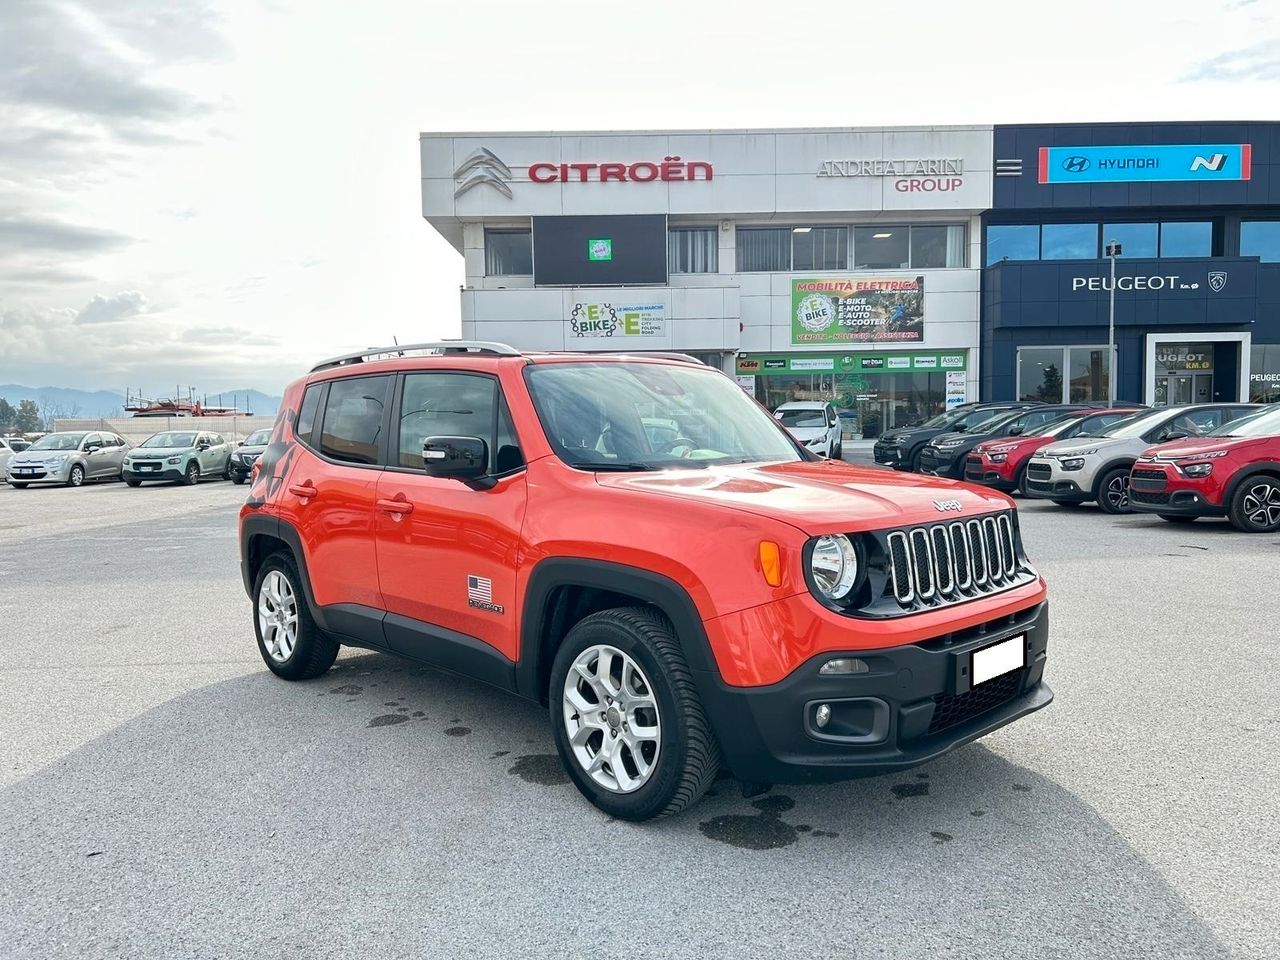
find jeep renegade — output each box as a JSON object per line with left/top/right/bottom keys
{"left": 239, "top": 342, "right": 1052, "bottom": 820}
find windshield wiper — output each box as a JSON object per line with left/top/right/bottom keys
{"left": 566, "top": 461, "right": 653, "bottom": 471}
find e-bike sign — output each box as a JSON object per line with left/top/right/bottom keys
{"left": 1038, "top": 144, "right": 1252, "bottom": 184}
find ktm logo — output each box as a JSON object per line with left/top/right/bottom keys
{"left": 1190, "top": 154, "right": 1228, "bottom": 172}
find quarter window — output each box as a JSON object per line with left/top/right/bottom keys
{"left": 319, "top": 376, "right": 392, "bottom": 465}
{"left": 296, "top": 384, "right": 322, "bottom": 443}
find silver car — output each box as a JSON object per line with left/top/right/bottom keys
{"left": 1024, "top": 403, "right": 1260, "bottom": 514}
{"left": 4, "top": 431, "right": 130, "bottom": 488}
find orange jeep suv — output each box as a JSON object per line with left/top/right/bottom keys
{"left": 239, "top": 343, "right": 1051, "bottom": 820}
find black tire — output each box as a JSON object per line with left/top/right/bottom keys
{"left": 549, "top": 606, "right": 721, "bottom": 821}
{"left": 1050, "top": 499, "right": 1081, "bottom": 507}
{"left": 908, "top": 446, "right": 924, "bottom": 473}
{"left": 183, "top": 461, "right": 200, "bottom": 486}
{"left": 832, "top": 440, "right": 842, "bottom": 460}
{"left": 222, "top": 459, "right": 232, "bottom": 481}
{"left": 1158, "top": 514, "right": 1197, "bottom": 524}
{"left": 67, "top": 464, "right": 85, "bottom": 488}
{"left": 232, "top": 475, "right": 245, "bottom": 485}
{"left": 1097, "top": 467, "right": 1133, "bottom": 515}
{"left": 1012, "top": 463, "right": 1029, "bottom": 497}
{"left": 125, "top": 479, "right": 141, "bottom": 487}
{"left": 9, "top": 482, "right": 28, "bottom": 489}
{"left": 252, "top": 551, "right": 339, "bottom": 680}
{"left": 1228, "top": 475, "right": 1280, "bottom": 533}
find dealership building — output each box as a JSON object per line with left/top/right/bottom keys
{"left": 420, "top": 122, "right": 1280, "bottom": 433}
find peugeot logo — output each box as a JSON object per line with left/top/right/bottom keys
{"left": 453, "top": 147, "right": 513, "bottom": 199}
{"left": 1208, "top": 271, "right": 1227, "bottom": 293}
{"left": 1062, "top": 156, "right": 1091, "bottom": 173}
{"left": 932, "top": 499, "right": 963, "bottom": 513}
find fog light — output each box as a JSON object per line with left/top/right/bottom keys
{"left": 818, "top": 657, "right": 870, "bottom": 675}
{"left": 815, "top": 703, "right": 832, "bottom": 728}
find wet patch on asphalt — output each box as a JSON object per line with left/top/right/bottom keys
{"left": 367, "top": 714, "right": 410, "bottom": 728}
{"left": 444, "top": 726, "right": 471, "bottom": 737}
{"left": 698, "top": 795, "right": 802, "bottom": 850}
{"left": 891, "top": 782, "right": 930, "bottom": 799}
{"left": 509, "top": 754, "right": 568, "bottom": 785}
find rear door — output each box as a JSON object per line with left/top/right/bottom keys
{"left": 374, "top": 370, "right": 528, "bottom": 663}
{"left": 277, "top": 375, "right": 393, "bottom": 630}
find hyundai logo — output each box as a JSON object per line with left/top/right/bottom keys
{"left": 1062, "top": 156, "right": 1091, "bottom": 173}
{"left": 453, "top": 147, "right": 514, "bottom": 199}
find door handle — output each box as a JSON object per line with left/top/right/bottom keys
{"left": 289, "top": 481, "right": 317, "bottom": 500}
{"left": 376, "top": 497, "right": 414, "bottom": 518}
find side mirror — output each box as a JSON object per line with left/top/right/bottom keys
{"left": 237, "top": 439, "right": 245, "bottom": 446}
{"left": 198, "top": 442, "right": 211, "bottom": 451}
{"left": 86, "top": 443, "right": 102, "bottom": 453}
{"left": 1160, "top": 430, "right": 1189, "bottom": 443}
{"left": 954, "top": 424, "right": 968, "bottom": 433}
{"left": 1007, "top": 425, "right": 1024, "bottom": 436}
{"left": 423, "top": 436, "right": 488, "bottom": 481}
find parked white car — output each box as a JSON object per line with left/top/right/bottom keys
{"left": 774, "top": 401, "right": 841, "bottom": 459}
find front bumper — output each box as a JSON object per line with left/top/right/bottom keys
{"left": 1128, "top": 466, "right": 1225, "bottom": 517}
{"left": 1023, "top": 457, "right": 1095, "bottom": 502}
{"left": 964, "top": 455, "right": 1018, "bottom": 490}
{"left": 228, "top": 460, "right": 255, "bottom": 480}
{"left": 918, "top": 446, "right": 966, "bottom": 478}
{"left": 6, "top": 463, "right": 68, "bottom": 483}
{"left": 123, "top": 464, "right": 186, "bottom": 481}
{"left": 696, "top": 601, "right": 1051, "bottom": 784}
{"left": 872, "top": 442, "right": 907, "bottom": 468}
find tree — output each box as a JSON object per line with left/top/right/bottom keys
{"left": 1036, "top": 364, "right": 1063, "bottom": 403}
{"left": 0, "top": 398, "right": 14, "bottom": 434}
{"left": 14, "top": 399, "right": 41, "bottom": 434}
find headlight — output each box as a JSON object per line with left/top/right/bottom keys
{"left": 47, "top": 455, "right": 69, "bottom": 464}
{"left": 1182, "top": 463, "right": 1213, "bottom": 478}
{"left": 167, "top": 456, "right": 182, "bottom": 464}
{"left": 231, "top": 453, "right": 243, "bottom": 463}
{"left": 989, "top": 453, "right": 1008, "bottom": 464}
{"left": 808, "top": 534, "right": 859, "bottom": 602}
{"left": 1061, "top": 458, "right": 1085, "bottom": 471}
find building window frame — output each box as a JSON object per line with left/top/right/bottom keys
{"left": 1016, "top": 344, "right": 1116, "bottom": 404}
{"left": 484, "top": 228, "right": 533, "bottom": 277}
{"left": 668, "top": 226, "right": 719, "bottom": 274}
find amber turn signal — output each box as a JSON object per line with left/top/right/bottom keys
{"left": 759, "top": 541, "right": 782, "bottom": 587}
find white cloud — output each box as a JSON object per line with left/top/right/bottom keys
{"left": 76, "top": 290, "right": 148, "bottom": 325}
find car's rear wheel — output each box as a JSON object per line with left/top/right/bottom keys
{"left": 1158, "top": 514, "right": 1197, "bottom": 524}
{"left": 67, "top": 464, "right": 85, "bottom": 488}
{"left": 183, "top": 461, "right": 200, "bottom": 486}
{"left": 253, "top": 552, "right": 338, "bottom": 679}
{"left": 550, "top": 606, "right": 720, "bottom": 821}
{"left": 1228, "top": 476, "right": 1280, "bottom": 533}
{"left": 1097, "top": 467, "right": 1132, "bottom": 514}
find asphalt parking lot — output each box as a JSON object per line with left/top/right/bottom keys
{"left": 1, "top": 468, "right": 1277, "bottom": 960}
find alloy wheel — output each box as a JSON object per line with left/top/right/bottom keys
{"left": 1241, "top": 481, "right": 1280, "bottom": 530}
{"left": 1105, "top": 474, "right": 1130, "bottom": 511}
{"left": 562, "top": 644, "right": 661, "bottom": 794}
{"left": 69, "top": 465, "right": 84, "bottom": 487}
{"left": 258, "top": 570, "right": 299, "bottom": 663}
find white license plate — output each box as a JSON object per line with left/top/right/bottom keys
{"left": 972, "top": 634, "right": 1025, "bottom": 686}
{"left": 142, "top": 464, "right": 158, "bottom": 471}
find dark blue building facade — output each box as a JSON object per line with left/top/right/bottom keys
{"left": 982, "top": 122, "right": 1280, "bottom": 407}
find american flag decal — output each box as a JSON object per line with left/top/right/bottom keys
{"left": 467, "top": 575, "right": 492, "bottom": 604}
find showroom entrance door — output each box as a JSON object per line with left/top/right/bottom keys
{"left": 1155, "top": 373, "right": 1213, "bottom": 406}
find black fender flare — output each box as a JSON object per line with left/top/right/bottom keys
{"left": 1223, "top": 461, "right": 1280, "bottom": 505}
{"left": 1094, "top": 459, "right": 1137, "bottom": 498}
{"left": 239, "top": 513, "right": 323, "bottom": 626}
{"left": 516, "top": 558, "right": 720, "bottom": 702}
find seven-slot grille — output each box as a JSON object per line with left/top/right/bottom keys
{"left": 885, "top": 514, "right": 1019, "bottom": 608}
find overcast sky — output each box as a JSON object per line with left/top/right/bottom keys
{"left": 0, "top": 0, "right": 1276, "bottom": 395}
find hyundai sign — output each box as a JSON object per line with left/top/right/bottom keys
{"left": 1038, "top": 144, "right": 1252, "bottom": 184}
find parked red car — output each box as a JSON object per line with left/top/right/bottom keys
{"left": 965, "top": 408, "right": 1143, "bottom": 494}
{"left": 1129, "top": 404, "right": 1280, "bottom": 531}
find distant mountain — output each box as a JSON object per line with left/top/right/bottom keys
{"left": 0, "top": 384, "right": 282, "bottom": 420}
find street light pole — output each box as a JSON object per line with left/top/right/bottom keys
{"left": 1105, "top": 240, "right": 1122, "bottom": 405}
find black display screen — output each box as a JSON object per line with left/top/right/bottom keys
{"left": 532, "top": 215, "right": 668, "bottom": 286}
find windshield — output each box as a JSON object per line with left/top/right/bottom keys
{"left": 1099, "top": 410, "right": 1174, "bottom": 439}
{"left": 526, "top": 362, "right": 801, "bottom": 469}
{"left": 776, "top": 408, "right": 827, "bottom": 428}
{"left": 244, "top": 429, "right": 272, "bottom": 445}
{"left": 28, "top": 433, "right": 85, "bottom": 451}
{"left": 1210, "top": 406, "right": 1280, "bottom": 437}
{"left": 1041, "top": 414, "right": 1087, "bottom": 437}
{"left": 141, "top": 432, "right": 197, "bottom": 449}
{"left": 913, "top": 408, "right": 969, "bottom": 430}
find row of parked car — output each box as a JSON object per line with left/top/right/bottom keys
{"left": 872, "top": 400, "right": 1280, "bottom": 533}
{"left": 0, "top": 428, "right": 272, "bottom": 489}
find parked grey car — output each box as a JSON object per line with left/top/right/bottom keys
{"left": 122, "top": 430, "right": 232, "bottom": 485}
{"left": 228, "top": 428, "right": 271, "bottom": 484}
{"left": 4, "top": 431, "right": 129, "bottom": 488}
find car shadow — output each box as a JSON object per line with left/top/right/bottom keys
{"left": 0, "top": 650, "right": 1232, "bottom": 960}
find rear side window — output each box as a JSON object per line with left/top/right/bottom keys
{"left": 296, "top": 384, "right": 322, "bottom": 443}
{"left": 319, "top": 376, "right": 391, "bottom": 465}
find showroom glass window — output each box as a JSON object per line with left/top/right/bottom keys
{"left": 1067, "top": 347, "right": 1110, "bottom": 402}
{"left": 1103, "top": 223, "right": 1157, "bottom": 259}
{"left": 1040, "top": 223, "right": 1098, "bottom": 260}
{"left": 1160, "top": 221, "right": 1212, "bottom": 257}
{"left": 792, "top": 227, "right": 847, "bottom": 270}
{"left": 1250, "top": 344, "right": 1280, "bottom": 403}
{"left": 668, "top": 228, "right": 717, "bottom": 273}
{"left": 736, "top": 228, "right": 791, "bottom": 271}
{"left": 1017, "top": 348, "right": 1065, "bottom": 401}
{"left": 1240, "top": 221, "right": 1280, "bottom": 262}
{"left": 484, "top": 229, "right": 533, "bottom": 276}
{"left": 986, "top": 225, "right": 1039, "bottom": 264}
{"left": 853, "top": 226, "right": 910, "bottom": 269}
{"left": 1017, "top": 346, "right": 1111, "bottom": 402}
{"left": 753, "top": 371, "right": 945, "bottom": 437}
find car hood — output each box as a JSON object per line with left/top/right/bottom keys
{"left": 235, "top": 445, "right": 268, "bottom": 456}
{"left": 10, "top": 450, "right": 80, "bottom": 463}
{"left": 594, "top": 459, "right": 1012, "bottom": 533}
{"left": 1039, "top": 435, "right": 1136, "bottom": 457}
{"left": 1142, "top": 435, "right": 1261, "bottom": 459}
{"left": 878, "top": 427, "right": 944, "bottom": 444}
{"left": 974, "top": 435, "right": 1043, "bottom": 454}
{"left": 129, "top": 447, "right": 195, "bottom": 458}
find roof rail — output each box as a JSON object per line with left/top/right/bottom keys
{"left": 611, "top": 352, "right": 705, "bottom": 365}
{"left": 309, "top": 340, "right": 522, "bottom": 372}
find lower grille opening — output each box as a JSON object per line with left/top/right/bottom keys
{"left": 926, "top": 670, "right": 1025, "bottom": 736}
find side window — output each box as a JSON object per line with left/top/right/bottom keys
{"left": 84, "top": 433, "right": 101, "bottom": 450}
{"left": 1185, "top": 409, "right": 1224, "bottom": 434}
{"left": 212, "top": 434, "right": 225, "bottom": 446}
{"left": 397, "top": 373, "right": 522, "bottom": 475}
{"left": 296, "top": 384, "right": 322, "bottom": 445}
{"left": 319, "top": 376, "right": 391, "bottom": 465}
{"left": 1022, "top": 410, "right": 1056, "bottom": 432}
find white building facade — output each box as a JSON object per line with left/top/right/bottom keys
{"left": 421, "top": 126, "right": 993, "bottom": 433}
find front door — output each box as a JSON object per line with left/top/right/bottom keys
{"left": 374, "top": 371, "right": 527, "bottom": 662}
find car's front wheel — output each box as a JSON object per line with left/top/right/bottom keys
{"left": 253, "top": 552, "right": 339, "bottom": 679}
{"left": 1228, "top": 475, "right": 1280, "bottom": 533}
{"left": 1097, "top": 467, "right": 1133, "bottom": 514}
{"left": 183, "top": 461, "right": 200, "bottom": 486}
{"left": 125, "top": 479, "right": 141, "bottom": 487}
{"left": 67, "top": 464, "right": 85, "bottom": 488}
{"left": 550, "top": 607, "right": 720, "bottom": 821}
